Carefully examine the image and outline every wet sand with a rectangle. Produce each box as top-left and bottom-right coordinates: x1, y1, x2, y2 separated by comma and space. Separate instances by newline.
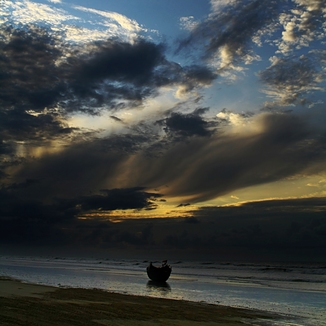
0, 277, 281, 325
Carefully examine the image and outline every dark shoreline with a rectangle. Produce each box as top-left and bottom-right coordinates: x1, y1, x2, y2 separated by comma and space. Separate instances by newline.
0, 278, 286, 325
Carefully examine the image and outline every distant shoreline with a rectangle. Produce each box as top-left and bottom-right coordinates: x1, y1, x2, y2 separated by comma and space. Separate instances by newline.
0, 277, 283, 325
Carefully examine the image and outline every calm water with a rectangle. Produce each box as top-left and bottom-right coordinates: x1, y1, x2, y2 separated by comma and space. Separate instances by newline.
0, 256, 325, 325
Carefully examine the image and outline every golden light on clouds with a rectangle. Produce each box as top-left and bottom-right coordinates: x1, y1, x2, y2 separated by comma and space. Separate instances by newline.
205, 173, 326, 207
1, 0, 326, 264
77, 200, 196, 222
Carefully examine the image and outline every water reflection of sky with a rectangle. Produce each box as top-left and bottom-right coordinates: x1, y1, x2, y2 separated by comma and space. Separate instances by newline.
0, 257, 324, 326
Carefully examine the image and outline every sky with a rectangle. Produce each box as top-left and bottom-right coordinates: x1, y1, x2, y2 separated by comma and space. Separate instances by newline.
0, 0, 326, 261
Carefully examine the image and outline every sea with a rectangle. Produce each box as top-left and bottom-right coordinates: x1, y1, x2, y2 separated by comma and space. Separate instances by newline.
0, 255, 325, 326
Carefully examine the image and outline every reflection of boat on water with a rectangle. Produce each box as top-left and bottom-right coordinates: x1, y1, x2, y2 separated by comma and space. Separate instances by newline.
146, 260, 172, 282
146, 280, 171, 293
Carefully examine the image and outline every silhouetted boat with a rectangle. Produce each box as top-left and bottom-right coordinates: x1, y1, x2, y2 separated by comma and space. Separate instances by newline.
146, 261, 172, 282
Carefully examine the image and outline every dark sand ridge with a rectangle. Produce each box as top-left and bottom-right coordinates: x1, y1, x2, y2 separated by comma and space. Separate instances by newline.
0, 278, 282, 325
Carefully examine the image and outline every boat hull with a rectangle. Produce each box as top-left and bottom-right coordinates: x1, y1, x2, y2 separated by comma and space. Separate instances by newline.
146, 264, 171, 282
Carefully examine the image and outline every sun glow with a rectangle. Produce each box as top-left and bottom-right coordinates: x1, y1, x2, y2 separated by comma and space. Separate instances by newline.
77, 201, 196, 222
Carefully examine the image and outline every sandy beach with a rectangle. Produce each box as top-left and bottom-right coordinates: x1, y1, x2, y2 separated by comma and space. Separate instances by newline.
0, 277, 281, 326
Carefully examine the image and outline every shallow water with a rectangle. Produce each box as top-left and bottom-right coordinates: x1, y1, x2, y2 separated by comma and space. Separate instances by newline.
0, 256, 325, 326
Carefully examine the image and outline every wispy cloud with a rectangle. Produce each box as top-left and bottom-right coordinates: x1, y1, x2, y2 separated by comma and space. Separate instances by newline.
177, 0, 325, 106
3, 0, 147, 43
72, 5, 144, 33
2, 0, 77, 26
178, 0, 279, 73
128, 112, 326, 202
259, 54, 325, 106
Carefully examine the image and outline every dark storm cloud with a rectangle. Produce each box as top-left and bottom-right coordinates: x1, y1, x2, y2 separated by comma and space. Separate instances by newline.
63, 40, 170, 112
181, 197, 326, 260
193, 197, 326, 218
0, 185, 161, 245
2, 110, 326, 208
0, 185, 160, 222
157, 111, 212, 138
71, 40, 165, 86
0, 23, 217, 181
1, 5, 326, 260
9, 138, 133, 201
177, 65, 217, 94
127, 112, 326, 202
178, 0, 278, 68
0, 24, 216, 116
0, 26, 64, 112
0, 25, 165, 114
75, 187, 162, 212
0, 140, 13, 155
0, 110, 75, 142
3, 195, 324, 261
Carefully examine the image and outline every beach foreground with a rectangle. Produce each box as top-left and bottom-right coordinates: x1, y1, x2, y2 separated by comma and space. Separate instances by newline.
0, 278, 280, 326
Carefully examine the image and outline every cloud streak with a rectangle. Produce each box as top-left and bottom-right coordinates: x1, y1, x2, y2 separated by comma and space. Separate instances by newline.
124, 112, 326, 202
2, 0, 146, 43
10, 111, 325, 203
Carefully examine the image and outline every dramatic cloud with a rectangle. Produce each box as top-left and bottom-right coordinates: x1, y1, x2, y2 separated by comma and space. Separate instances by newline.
0, 185, 161, 246
1, 195, 325, 261
1, 0, 326, 260
179, 0, 279, 71
0, 26, 64, 112
125, 112, 326, 202
0, 110, 74, 143
186, 197, 326, 260
2, 110, 326, 208
0, 25, 167, 115
156, 109, 212, 139
0, 23, 217, 116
